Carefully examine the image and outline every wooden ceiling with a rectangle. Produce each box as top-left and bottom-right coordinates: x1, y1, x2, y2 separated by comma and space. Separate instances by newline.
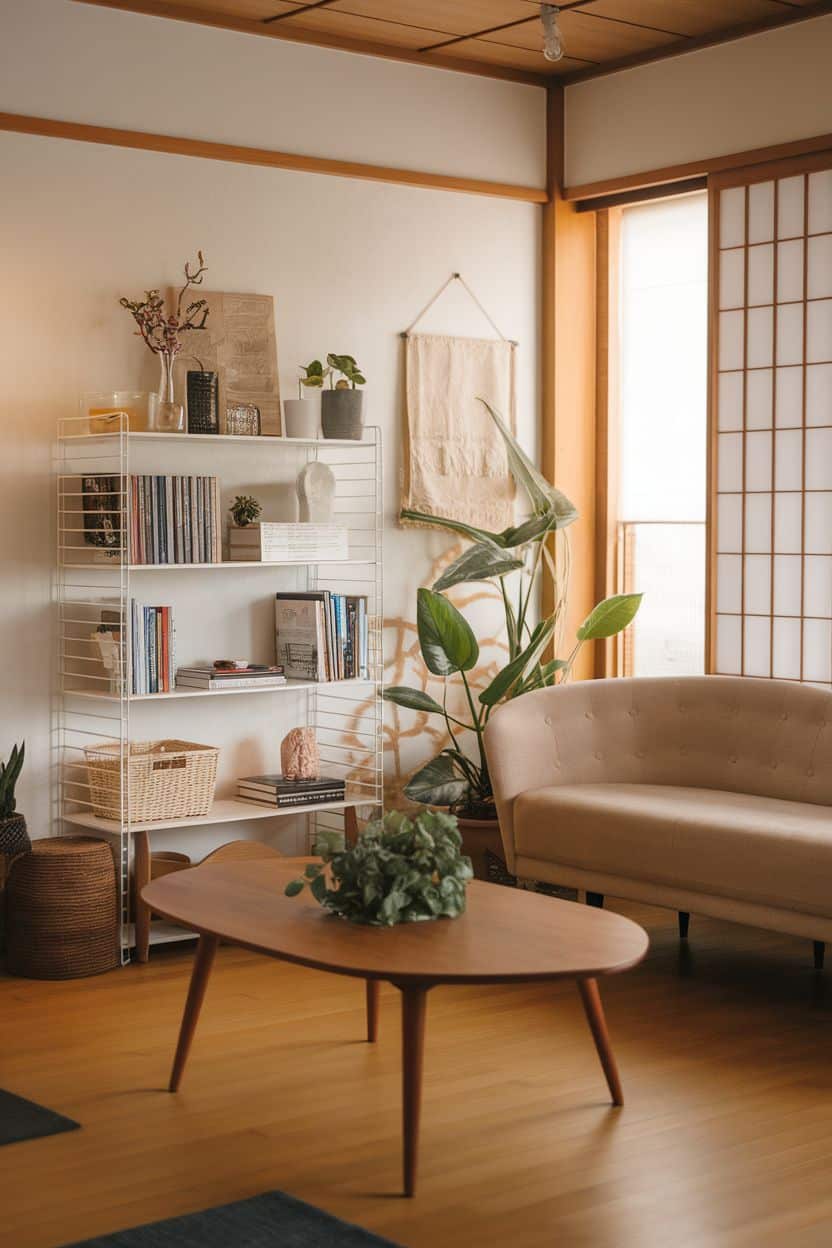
79, 1, 832, 85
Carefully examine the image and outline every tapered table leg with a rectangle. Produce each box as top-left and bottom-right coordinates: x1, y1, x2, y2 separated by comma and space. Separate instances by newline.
366, 980, 380, 1043
399, 983, 429, 1197
168, 933, 219, 1092
134, 830, 151, 964
577, 977, 623, 1107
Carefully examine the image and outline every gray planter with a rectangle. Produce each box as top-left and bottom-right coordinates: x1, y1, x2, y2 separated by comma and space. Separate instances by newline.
321, 389, 364, 440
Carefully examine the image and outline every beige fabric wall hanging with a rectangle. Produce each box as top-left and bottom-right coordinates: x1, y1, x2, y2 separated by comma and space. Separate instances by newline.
401, 279, 518, 533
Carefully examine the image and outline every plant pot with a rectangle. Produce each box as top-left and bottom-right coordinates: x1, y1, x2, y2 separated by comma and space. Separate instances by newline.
321, 388, 364, 440
0, 813, 30, 859
456, 814, 505, 882
283, 397, 320, 440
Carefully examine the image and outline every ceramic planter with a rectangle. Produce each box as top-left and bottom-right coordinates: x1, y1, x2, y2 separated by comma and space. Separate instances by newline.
283, 397, 320, 440
455, 814, 504, 881
321, 388, 364, 440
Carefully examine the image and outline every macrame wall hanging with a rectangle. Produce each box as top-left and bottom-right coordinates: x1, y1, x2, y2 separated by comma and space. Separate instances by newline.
400, 273, 518, 532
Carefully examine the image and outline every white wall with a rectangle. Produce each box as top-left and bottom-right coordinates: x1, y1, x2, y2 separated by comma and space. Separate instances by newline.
0, 3, 542, 855
565, 14, 832, 188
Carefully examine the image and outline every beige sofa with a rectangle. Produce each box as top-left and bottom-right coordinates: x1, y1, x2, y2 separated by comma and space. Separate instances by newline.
484, 676, 832, 965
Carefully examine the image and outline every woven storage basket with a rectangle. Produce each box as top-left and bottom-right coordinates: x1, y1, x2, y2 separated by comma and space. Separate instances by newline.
5, 836, 119, 979
84, 740, 218, 823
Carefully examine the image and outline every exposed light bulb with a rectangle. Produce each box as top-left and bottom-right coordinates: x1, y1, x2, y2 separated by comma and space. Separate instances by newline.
541, 4, 564, 62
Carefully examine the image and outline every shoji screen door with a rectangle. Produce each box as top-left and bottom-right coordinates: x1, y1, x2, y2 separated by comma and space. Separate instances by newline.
709, 153, 832, 684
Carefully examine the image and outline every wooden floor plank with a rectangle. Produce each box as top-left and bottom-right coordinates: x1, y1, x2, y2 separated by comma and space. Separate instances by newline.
2, 900, 832, 1247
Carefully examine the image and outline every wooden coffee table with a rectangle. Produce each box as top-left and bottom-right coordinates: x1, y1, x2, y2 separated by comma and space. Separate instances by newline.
143, 858, 648, 1196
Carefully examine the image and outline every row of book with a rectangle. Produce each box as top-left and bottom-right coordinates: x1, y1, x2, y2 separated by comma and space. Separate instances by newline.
130, 600, 175, 694
237, 773, 346, 809
274, 592, 369, 682
130, 475, 221, 565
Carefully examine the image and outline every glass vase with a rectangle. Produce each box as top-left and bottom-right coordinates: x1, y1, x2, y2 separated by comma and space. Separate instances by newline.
150, 351, 185, 433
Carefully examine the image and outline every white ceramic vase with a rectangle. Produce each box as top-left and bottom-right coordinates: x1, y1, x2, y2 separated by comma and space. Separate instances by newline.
283, 397, 320, 439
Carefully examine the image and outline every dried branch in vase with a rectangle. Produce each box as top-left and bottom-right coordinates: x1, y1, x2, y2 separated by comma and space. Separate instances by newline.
119, 251, 209, 358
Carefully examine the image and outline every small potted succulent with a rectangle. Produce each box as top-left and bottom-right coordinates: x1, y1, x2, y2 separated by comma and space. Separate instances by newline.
321, 353, 366, 440
285, 809, 472, 926
283, 360, 330, 439
229, 495, 262, 528
0, 743, 29, 862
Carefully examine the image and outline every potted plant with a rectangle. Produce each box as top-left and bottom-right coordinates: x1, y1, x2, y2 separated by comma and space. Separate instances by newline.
321, 353, 366, 440
285, 809, 472, 925
0, 742, 29, 863
283, 360, 330, 439
229, 495, 262, 528
383, 400, 642, 878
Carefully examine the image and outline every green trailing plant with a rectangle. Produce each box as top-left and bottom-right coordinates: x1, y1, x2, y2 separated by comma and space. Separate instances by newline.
0, 742, 24, 820
384, 398, 642, 816
285, 809, 472, 926
298, 359, 330, 397
229, 494, 262, 528
327, 353, 366, 390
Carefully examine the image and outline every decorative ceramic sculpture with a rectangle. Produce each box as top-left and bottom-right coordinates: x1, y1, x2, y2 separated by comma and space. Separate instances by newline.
281, 727, 320, 780
296, 461, 335, 523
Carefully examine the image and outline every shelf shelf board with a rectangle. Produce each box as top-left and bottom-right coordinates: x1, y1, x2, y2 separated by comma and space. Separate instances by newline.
65, 676, 378, 702
60, 559, 374, 571
63, 794, 371, 835
126, 921, 197, 949
60, 432, 374, 448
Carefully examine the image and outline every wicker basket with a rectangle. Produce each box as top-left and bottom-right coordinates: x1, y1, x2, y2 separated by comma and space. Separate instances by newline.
84, 740, 218, 823
5, 836, 119, 979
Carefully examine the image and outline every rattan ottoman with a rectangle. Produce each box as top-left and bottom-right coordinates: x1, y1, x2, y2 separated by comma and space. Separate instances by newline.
5, 836, 119, 978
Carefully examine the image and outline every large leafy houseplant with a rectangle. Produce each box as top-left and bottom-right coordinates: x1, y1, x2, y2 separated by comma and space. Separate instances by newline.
285, 809, 473, 925
384, 399, 642, 816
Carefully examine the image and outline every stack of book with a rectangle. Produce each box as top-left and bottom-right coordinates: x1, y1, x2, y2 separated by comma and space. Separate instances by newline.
237, 774, 347, 809
175, 665, 286, 691
129, 475, 221, 564
229, 522, 348, 563
274, 592, 369, 682
130, 600, 175, 694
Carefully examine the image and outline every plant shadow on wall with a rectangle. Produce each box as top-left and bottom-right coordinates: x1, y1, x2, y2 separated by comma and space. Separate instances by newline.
384, 400, 642, 830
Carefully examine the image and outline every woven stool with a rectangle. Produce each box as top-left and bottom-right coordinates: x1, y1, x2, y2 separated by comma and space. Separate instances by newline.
5, 836, 119, 979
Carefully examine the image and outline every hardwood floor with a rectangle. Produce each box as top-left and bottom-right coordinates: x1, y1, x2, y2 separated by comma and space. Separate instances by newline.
3, 899, 832, 1248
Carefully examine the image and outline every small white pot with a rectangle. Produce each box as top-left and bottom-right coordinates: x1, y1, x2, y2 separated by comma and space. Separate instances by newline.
283, 397, 320, 439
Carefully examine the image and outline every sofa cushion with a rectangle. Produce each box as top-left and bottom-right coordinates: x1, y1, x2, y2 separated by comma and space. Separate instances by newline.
514, 783, 832, 919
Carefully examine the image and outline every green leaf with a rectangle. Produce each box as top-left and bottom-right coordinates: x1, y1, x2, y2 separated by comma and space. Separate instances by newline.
433, 541, 524, 591
576, 592, 643, 641
477, 398, 578, 527
399, 507, 508, 548
382, 686, 444, 715
416, 588, 478, 675
307, 360, 323, 376
304, 862, 323, 879
284, 879, 305, 897
310, 873, 328, 902
404, 755, 470, 807
479, 618, 555, 707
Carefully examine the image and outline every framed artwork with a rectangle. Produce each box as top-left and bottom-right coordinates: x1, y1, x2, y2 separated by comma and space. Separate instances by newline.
171, 289, 281, 435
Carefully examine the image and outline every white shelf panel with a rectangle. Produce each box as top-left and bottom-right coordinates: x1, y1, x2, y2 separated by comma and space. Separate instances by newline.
60, 432, 373, 448
65, 677, 377, 703
63, 794, 370, 835
125, 921, 197, 948
61, 559, 374, 571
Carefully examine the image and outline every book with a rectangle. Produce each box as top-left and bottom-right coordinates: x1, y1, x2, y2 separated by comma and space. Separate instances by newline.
239, 774, 346, 794
229, 523, 349, 563
125, 474, 220, 565
82, 476, 121, 552
275, 592, 369, 683
130, 600, 175, 694
176, 665, 286, 690
238, 791, 346, 809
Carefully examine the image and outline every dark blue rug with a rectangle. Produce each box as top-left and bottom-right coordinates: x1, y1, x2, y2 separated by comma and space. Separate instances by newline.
62, 1191, 401, 1247
0, 1089, 80, 1147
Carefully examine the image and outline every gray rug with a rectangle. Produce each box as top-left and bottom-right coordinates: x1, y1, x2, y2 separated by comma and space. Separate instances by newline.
62, 1191, 401, 1247
0, 1089, 80, 1147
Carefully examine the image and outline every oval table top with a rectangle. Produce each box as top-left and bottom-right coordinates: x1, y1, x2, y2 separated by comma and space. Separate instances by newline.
142, 857, 648, 985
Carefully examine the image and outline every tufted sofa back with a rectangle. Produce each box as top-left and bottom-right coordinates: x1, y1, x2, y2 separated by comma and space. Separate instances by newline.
484, 676, 832, 846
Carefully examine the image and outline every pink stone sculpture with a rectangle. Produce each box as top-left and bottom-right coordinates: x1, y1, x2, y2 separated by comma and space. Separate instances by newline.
281, 727, 320, 780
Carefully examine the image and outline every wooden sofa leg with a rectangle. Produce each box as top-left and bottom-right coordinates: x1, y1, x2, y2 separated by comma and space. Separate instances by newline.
586, 892, 604, 909
678, 911, 690, 940
814, 941, 825, 971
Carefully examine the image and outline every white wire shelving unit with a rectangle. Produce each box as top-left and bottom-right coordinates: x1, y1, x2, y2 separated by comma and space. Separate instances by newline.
56, 414, 384, 964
